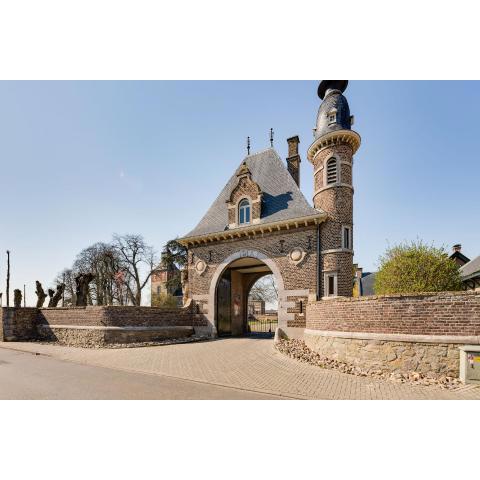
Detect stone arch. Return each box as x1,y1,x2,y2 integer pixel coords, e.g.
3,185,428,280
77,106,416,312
207,249,286,336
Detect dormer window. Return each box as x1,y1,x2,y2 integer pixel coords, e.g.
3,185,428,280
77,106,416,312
238,199,251,225
327,109,337,125
326,158,338,184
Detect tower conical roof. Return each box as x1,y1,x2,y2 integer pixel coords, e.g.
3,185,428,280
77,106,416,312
315,80,352,139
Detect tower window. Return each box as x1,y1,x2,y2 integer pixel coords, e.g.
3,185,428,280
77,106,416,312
327,109,337,124
324,272,338,297
238,199,251,225
326,158,338,184
342,226,352,250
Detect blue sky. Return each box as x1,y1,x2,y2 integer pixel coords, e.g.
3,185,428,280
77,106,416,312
1,81,479,305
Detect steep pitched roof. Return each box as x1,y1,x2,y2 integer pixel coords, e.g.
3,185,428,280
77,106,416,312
182,148,321,239
360,272,376,296
460,255,480,280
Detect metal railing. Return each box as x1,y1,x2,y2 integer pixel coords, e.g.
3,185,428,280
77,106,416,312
247,315,278,337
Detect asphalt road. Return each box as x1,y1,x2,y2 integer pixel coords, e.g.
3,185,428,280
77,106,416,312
0,348,284,400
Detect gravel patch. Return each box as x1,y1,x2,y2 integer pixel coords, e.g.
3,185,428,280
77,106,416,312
275,339,463,390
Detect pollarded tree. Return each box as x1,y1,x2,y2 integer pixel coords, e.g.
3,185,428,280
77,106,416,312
374,240,463,295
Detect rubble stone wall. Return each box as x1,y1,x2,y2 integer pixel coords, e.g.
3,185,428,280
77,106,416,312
304,333,460,377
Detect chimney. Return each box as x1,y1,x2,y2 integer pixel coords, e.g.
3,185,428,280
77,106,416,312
286,136,301,187
356,266,363,279
453,244,462,253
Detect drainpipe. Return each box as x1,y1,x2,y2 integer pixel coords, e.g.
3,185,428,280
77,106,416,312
316,223,321,301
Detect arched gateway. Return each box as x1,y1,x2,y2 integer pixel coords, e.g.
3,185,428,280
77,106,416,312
209,250,284,336
178,81,361,339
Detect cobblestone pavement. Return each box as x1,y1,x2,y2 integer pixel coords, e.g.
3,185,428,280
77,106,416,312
1,338,480,399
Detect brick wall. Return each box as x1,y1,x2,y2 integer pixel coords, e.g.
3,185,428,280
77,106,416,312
286,295,308,328
306,291,480,336
37,305,207,328
1,305,207,343
1,308,38,341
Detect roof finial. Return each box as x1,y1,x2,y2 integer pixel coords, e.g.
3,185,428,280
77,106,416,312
247,136,251,155
270,128,274,147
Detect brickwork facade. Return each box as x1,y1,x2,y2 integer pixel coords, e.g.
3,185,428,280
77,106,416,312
310,144,354,298
187,226,318,334
227,164,262,227
306,291,480,336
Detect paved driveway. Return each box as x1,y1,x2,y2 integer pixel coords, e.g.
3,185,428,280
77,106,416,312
1,338,480,399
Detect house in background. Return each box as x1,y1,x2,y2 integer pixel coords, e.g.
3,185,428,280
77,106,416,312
248,299,265,317
449,244,480,290
460,256,480,290
353,265,376,297
151,256,183,306
450,244,470,267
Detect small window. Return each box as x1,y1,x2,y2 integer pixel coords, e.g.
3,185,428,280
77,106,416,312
325,273,338,297
328,110,337,124
342,226,352,250
157,286,161,295
238,199,251,225
326,158,337,184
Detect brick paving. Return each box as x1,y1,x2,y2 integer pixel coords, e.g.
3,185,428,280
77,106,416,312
1,338,480,399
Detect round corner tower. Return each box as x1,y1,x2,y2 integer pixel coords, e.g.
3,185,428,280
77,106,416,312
307,80,361,297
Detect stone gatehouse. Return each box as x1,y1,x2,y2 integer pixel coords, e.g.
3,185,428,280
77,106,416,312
179,80,361,338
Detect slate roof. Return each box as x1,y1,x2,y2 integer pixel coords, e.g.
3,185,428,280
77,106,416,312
360,272,376,296
460,255,480,279
182,148,322,239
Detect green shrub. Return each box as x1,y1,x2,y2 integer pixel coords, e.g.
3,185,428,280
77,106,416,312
151,293,180,308
375,240,463,294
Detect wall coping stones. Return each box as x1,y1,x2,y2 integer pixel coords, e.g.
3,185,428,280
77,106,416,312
37,325,194,332
304,329,480,345
313,290,480,303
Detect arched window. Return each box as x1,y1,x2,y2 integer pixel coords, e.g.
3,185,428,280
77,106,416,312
238,199,251,225
326,158,338,184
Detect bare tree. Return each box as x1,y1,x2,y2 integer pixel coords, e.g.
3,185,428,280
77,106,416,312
54,269,76,306
72,243,125,306
249,275,278,305
112,234,157,306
